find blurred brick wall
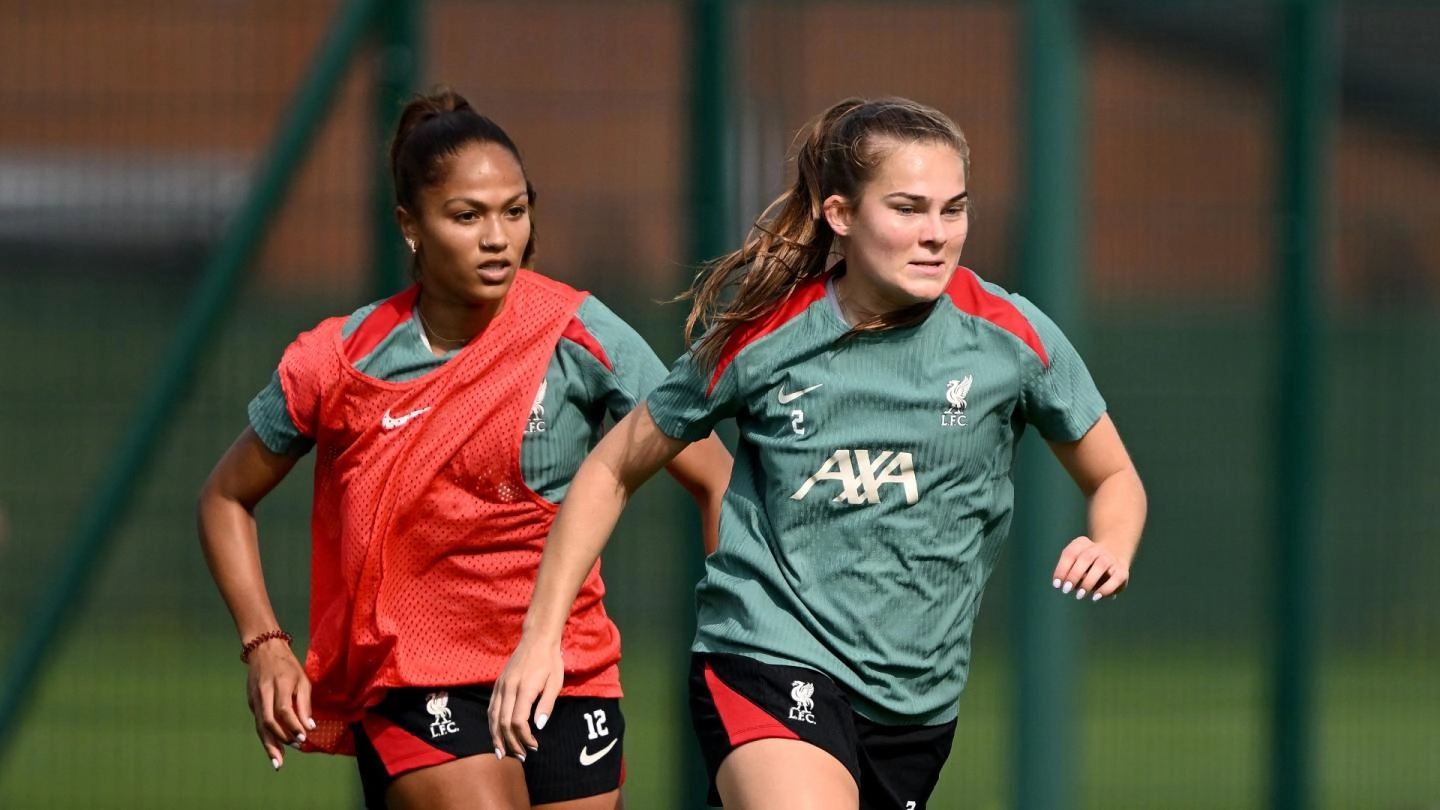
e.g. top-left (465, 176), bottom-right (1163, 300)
top-left (1, 0), bottom-right (1435, 308)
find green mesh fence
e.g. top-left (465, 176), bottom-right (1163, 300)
top-left (1, 1), bottom-right (1436, 808)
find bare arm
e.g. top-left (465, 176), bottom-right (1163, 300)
top-left (1046, 413), bottom-right (1147, 601)
top-left (197, 427), bottom-right (312, 768)
top-left (489, 403), bottom-right (690, 754)
top-left (662, 431), bottom-right (732, 555)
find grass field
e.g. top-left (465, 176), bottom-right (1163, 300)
top-left (0, 630), bottom-right (1435, 809)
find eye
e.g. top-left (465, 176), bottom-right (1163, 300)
top-left (895, 205), bottom-right (916, 215)
top-left (506, 204), bottom-right (529, 219)
top-left (455, 210), bottom-right (479, 223)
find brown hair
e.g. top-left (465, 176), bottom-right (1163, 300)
top-left (389, 87), bottom-right (537, 267)
top-left (684, 97), bottom-right (970, 370)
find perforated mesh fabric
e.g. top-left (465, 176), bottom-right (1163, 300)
top-left (280, 272), bottom-right (621, 754)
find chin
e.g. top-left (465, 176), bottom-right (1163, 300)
top-left (901, 278), bottom-right (951, 304)
top-left (466, 280), bottom-right (513, 306)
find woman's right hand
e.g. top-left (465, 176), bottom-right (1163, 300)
top-left (487, 634), bottom-right (565, 758)
top-left (487, 405), bottom-right (687, 757)
top-left (245, 640), bottom-right (314, 770)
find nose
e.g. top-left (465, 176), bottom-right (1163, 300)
top-left (918, 211), bottom-right (947, 248)
top-left (480, 216), bottom-right (508, 251)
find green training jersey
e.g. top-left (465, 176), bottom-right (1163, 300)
top-left (646, 267), bottom-right (1106, 726)
top-left (249, 292), bottom-right (667, 502)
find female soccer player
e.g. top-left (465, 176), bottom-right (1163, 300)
top-left (198, 88), bottom-right (731, 810)
top-left (489, 97), bottom-right (1147, 809)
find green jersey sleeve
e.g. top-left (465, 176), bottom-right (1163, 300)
top-left (520, 295), bottom-right (672, 502)
top-left (568, 295), bottom-right (669, 422)
top-left (645, 342), bottom-right (745, 443)
top-left (247, 371), bottom-right (315, 457)
top-left (1014, 296), bottom-right (1107, 442)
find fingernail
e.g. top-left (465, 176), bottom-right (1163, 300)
top-left (271, 757), bottom-right (281, 771)
top-left (295, 733), bottom-right (306, 744)
top-left (1052, 578), bottom-right (1061, 589)
top-left (285, 740), bottom-right (302, 750)
top-left (495, 747), bottom-right (505, 760)
top-left (517, 753), bottom-right (526, 763)
top-left (527, 745), bottom-right (539, 752)
top-left (1092, 592), bottom-right (1103, 602)
top-left (306, 718), bottom-right (317, 730)
top-left (1061, 582), bottom-right (1073, 594)
top-left (535, 713), bottom-right (549, 730)
top-left (1075, 589), bottom-right (1086, 600)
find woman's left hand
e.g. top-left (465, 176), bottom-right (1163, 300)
top-left (1051, 535), bottom-right (1130, 601)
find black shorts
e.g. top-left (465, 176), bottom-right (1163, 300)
top-left (690, 652), bottom-right (956, 810)
top-left (352, 685), bottom-right (625, 809)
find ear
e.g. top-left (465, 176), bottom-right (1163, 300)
top-left (395, 206), bottom-right (418, 244)
top-left (822, 194), bottom-right (852, 236)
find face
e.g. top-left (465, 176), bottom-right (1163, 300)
top-left (398, 140), bottom-right (532, 310)
top-left (824, 138), bottom-right (969, 318)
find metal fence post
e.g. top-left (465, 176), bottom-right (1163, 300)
top-left (371, 0), bottom-right (423, 298)
top-left (1271, 0), bottom-right (1337, 808)
top-left (1013, 0), bottom-right (1085, 808)
top-left (684, 0), bottom-right (733, 806)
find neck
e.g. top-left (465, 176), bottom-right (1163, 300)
top-left (832, 275), bottom-right (881, 326)
top-left (416, 293), bottom-right (502, 354)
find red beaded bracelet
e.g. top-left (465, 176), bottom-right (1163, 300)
top-left (239, 629), bottom-right (293, 663)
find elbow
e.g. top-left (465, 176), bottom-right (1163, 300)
top-left (692, 467), bottom-right (732, 515)
top-left (196, 476), bottom-right (219, 535)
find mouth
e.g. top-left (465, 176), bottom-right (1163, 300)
top-left (474, 261), bottom-right (513, 283)
top-left (907, 259), bottom-right (948, 274)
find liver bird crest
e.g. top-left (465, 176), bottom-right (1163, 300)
top-left (946, 375), bottom-right (973, 411)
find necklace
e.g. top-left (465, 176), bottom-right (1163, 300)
top-left (415, 304), bottom-right (471, 348)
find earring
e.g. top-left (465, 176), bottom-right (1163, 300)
top-left (405, 238), bottom-right (417, 254)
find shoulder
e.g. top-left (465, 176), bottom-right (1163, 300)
top-left (558, 295), bottom-right (622, 372)
top-left (706, 274), bottom-right (831, 391)
top-left (561, 294), bottom-right (671, 373)
top-left (939, 267), bottom-right (1051, 368)
top-left (513, 268), bottom-right (589, 307)
top-left (333, 286), bottom-right (420, 362)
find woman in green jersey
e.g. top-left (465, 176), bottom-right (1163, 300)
top-left (490, 96), bottom-right (1146, 810)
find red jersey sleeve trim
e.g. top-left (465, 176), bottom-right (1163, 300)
top-left (344, 285), bottom-right (420, 363)
top-left (945, 267), bottom-right (1050, 368)
top-left (707, 277), bottom-right (829, 395)
top-left (560, 314), bottom-right (614, 371)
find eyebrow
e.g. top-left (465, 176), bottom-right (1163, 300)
top-left (884, 191), bottom-right (970, 203)
top-left (444, 191), bottom-right (528, 207)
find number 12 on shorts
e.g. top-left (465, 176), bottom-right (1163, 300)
top-left (582, 709), bottom-right (609, 739)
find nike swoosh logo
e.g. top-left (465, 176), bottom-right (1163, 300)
top-left (381, 407), bottom-right (431, 430)
top-left (578, 738), bottom-right (618, 766)
top-left (777, 383), bottom-right (823, 405)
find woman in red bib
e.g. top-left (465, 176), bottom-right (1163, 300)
top-left (198, 88), bottom-right (731, 810)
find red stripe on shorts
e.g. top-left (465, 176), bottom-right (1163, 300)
top-left (361, 713), bottom-right (456, 776)
top-left (704, 662), bottom-right (800, 747)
